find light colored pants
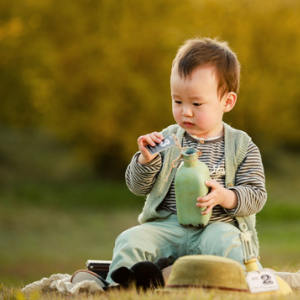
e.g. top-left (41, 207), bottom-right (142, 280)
top-left (106, 214), bottom-right (260, 283)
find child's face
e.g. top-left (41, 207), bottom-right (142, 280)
top-left (171, 65), bottom-right (234, 139)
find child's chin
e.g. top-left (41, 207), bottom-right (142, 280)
top-left (184, 127), bottom-right (200, 136)
top-left (179, 123), bottom-right (202, 137)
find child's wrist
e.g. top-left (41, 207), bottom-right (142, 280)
top-left (138, 153), bottom-right (157, 165)
top-left (222, 189), bottom-right (238, 209)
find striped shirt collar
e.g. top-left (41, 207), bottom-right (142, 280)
top-left (185, 132), bottom-right (224, 143)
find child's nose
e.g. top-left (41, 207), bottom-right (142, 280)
top-left (182, 106), bottom-right (193, 117)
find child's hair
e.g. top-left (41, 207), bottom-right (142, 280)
top-left (172, 37), bottom-right (240, 98)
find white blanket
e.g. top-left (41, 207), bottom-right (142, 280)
top-left (270, 270), bottom-right (300, 290)
top-left (21, 273), bottom-right (105, 295)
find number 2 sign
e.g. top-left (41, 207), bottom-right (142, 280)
top-left (246, 270), bottom-right (279, 293)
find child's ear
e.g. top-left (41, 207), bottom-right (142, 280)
top-left (223, 92), bottom-right (237, 112)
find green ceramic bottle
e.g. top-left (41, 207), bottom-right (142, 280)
top-left (175, 147), bottom-right (212, 227)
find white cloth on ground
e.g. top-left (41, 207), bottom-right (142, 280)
top-left (268, 269), bottom-right (300, 291)
top-left (21, 273), bottom-right (105, 295)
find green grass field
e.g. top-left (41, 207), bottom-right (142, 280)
top-left (1, 172), bottom-right (300, 287)
top-left (1, 130), bottom-right (300, 299)
top-left (1, 181), bottom-right (300, 300)
top-left (0, 180), bottom-right (142, 286)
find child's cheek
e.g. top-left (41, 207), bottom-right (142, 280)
top-left (172, 109), bottom-right (181, 124)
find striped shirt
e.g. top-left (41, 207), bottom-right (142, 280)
top-left (126, 132), bottom-right (267, 224)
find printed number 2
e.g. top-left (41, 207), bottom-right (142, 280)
top-left (261, 274), bottom-right (273, 285)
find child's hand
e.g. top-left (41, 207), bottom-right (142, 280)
top-left (137, 132), bottom-right (164, 164)
top-left (196, 180), bottom-right (238, 215)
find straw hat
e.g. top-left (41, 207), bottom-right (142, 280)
top-left (164, 255), bottom-right (249, 293)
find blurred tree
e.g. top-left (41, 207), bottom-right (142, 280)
top-left (1, 0), bottom-right (300, 178)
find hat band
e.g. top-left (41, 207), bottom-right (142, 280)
top-left (166, 284), bottom-right (249, 293)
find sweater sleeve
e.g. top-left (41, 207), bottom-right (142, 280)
top-left (125, 152), bottom-right (162, 196)
top-left (225, 141), bottom-right (267, 216)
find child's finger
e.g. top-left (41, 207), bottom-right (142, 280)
top-left (138, 135), bottom-right (155, 147)
top-left (197, 193), bottom-right (212, 203)
top-left (205, 180), bottom-right (218, 188)
top-left (196, 196), bottom-right (212, 207)
top-left (148, 132), bottom-right (164, 144)
top-left (201, 205), bottom-right (213, 215)
top-left (138, 132), bottom-right (163, 147)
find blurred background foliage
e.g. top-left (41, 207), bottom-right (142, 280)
top-left (1, 0), bottom-right (300, 179)
top-left (1, 0), bottom-right (300, 285)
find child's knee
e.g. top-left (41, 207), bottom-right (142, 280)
top-left (200, 222), bottom-right (243, 257)
top-left (203, 222), bottom-right (240, 237)
top-left (115, 226), bottom-right (143, 247)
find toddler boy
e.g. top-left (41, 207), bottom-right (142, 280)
top-left (106, 37), bottom-right (267, 283)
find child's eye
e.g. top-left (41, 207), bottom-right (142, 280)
top-left (174, 100), bottom-right (182, 104)
top-left (193, 103), bottom-right (202, 107)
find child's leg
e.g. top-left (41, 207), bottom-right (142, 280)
top-left (198, 222), bottom-right (243, 262)
top-left (106, 214), bottom-right (187, 284)
top-left (193, 222), bottom-right (262, 269)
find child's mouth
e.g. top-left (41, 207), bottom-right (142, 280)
top-left (184, 121), bottom-right (195, 127)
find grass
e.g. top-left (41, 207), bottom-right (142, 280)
top-left (257, 151), bottom-right (300, 271)
top-left (0, 181), bottom-right (142, 286)
top-left (1, 283), bottom-right (300, 300)
top-left (1, 177), bottom-right (300, 286)
top-left (1, 128), bottom-right (300, 299)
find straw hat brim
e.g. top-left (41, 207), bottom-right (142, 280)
top-left (157, 255), bottom-right (250, 294)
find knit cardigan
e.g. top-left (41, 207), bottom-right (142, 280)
top-left (137, 122), bottom-right (260, 256)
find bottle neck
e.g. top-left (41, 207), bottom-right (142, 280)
top-left (182, 148), bottom-right (198, 167)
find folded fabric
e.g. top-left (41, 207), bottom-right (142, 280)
top-left (21, 273), bottom-right (105, 295)
top-left (267, 269), bottom-right (300, 291)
